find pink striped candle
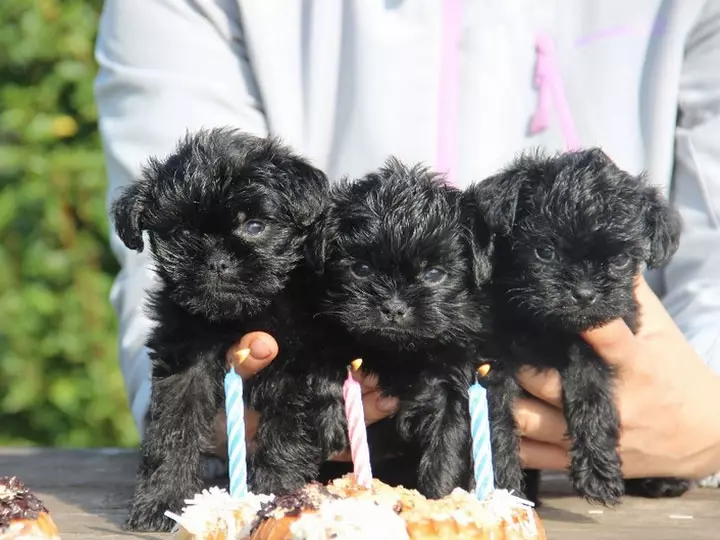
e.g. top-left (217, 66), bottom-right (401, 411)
top-left (343, 359), bottom-right (373, 488)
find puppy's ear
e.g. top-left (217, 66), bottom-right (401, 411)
top-left (111, 179), bottom-right (150, 252)
top-left (258, 138), bottom-right (330, 229)
top-left (640, 183), bottom-right (682, 269)
top-left (304, 216), bottom-right (327, 274)
top-left (288, 161), bottom-right (330, 228)
top-left (467, 170), bottom-right (525, 237)
top-left (462, 186), bottom-right (494, 287)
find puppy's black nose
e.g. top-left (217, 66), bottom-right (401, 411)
top-left (207, 255), bottom-right (232, 276)
top-left (572, 285), bottom-right (597, 305)
top-left (380, 299), bottom-right (410, 321)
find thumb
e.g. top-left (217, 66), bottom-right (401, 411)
top-left (226, 331), bottom-right (279, 379)
top-left (580, 318), bottom-right (639, 367)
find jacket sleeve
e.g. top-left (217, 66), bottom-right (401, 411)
top-left (94, 0), bottom-right (268, 437)
top-left (663, 0), bottom-right (720, 375)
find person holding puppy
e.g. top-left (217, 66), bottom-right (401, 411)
top-left (96, 0), bottom-right (720, 486)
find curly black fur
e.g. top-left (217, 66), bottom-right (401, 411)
top-left (304, 158), bottom-right (494, 499)
top-left (240, 286), bottom-right (351, 497)
top-left (464, 148), bottom-right (688, 505)
top-left (111, 128), bottom-right (329, 531)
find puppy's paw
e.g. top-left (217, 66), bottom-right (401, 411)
top-left (494, 465), bottom-right (526, 497)
top-left (125, 501), bottom-right (176, 532)
top-left (624, 477), bottom-right (691, 499)
top-left (417, 483), bottom-right (447, 500)
top-left (572, 468), bottom-right (624, 506)
top-left (250, 464), bottom-right (306, 496)
top-left (569, 443), bottom-right (624, 505)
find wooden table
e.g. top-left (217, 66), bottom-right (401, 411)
top-left (1, 448), bottom-right (718, 539)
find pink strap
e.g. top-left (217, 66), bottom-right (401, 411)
top-left (530, 34), bottom-right (580, 151)
top-left (528, 38), bottom-right (552, 135)
top-left (436, 0), bottom-right (463, 186)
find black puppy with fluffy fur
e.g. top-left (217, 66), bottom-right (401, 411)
top-left (111, 128), bottom-right (328, 531)
top-left (464, 148), bottom-right (688, 505)
top-left (305, 158), bottom-right (494, 499)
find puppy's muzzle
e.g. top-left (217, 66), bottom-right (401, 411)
top-left (206, 253), bottom-right (236, 281)
top-left (379, 299), bottom-right (411, 324)
top-left (571, 284), bottom-right (598, 306)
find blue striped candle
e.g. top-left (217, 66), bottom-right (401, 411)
top-left (224, 367), bottom-right (248, 498)
top-left (469, 380), bottom-right (494, 500)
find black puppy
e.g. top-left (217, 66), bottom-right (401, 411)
top-left (464, 148), bottom-right (688, 505)
top-left (306, 158), bottom-right (494, 499)
top-left (111, 128), bottom-right (328, 531)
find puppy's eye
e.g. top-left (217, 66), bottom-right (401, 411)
top-left (534, 247), bottom-right (556, 262)
top-left (243, 220), bottom-right (266, 236)
top-left (350, 262), bottom-right (372, 278)
top-left (172, 227), bottom-right (193, 238)
top-left (422, 268), bottom-right (447, 284)
top-left (610, 254), bottom-right (632, 270)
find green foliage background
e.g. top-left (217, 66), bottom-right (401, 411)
top-left (0, 0), bottom-right (139, 447)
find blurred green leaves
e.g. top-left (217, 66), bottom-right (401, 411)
top-left (0, 0), bottom-right (138, 448)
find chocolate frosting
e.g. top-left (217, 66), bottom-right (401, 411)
top-left (248, 482), bottom-right (341, 534)
top-left (259, 482), bottom-right (338, 519)
top-left (0, 477), bottom-right (48, 531)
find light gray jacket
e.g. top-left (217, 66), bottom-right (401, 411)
top-left (95, 0), bottom-right (720, 436)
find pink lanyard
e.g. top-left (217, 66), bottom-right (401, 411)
top-left (436, 0), bottom-right (463, 186)
top-left (529, 33), bottom-right (580, 151)
top-left (436, 4), bottom-right (580, 179)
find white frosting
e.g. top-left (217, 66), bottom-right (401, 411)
top-left (438, 488), bottom-right (538, 538)
top-left (164, 487), bottom-right (273, 539)
top-left (289, 499), bottom-right (409, 540)
top-left (483, 489), bottom-right (537, 537)
top-left (163, 484), bottom-right (539, 539)
top-left (0, 485), bottom-right (12, 501)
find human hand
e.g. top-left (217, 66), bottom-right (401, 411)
top-left (211, 332), bottom-right (399, 461)
top-left (514, 276), bottom-right (720, 479)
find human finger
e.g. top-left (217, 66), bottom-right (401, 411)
top-left (517, 367), bottom-right (563, 408)
top-left (226, 332), bottom-right (279, 379)
top-left (354, 371), bottom-right (381, 394)
top-left (362, 389), bottom-right (399, 425)
top-left (580, 318), bottom-right (638, 366)
top-left (514, 397), bottom-right (571, 449)
top-left (211, 409), bottom-right (261, 458)
top-left (329, 449), bottom-right (352, 462)
top-left (519, 438), bottom-right (570, 471)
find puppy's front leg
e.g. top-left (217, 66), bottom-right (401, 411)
top-left (400, 373), bottom-right (473, 499)
top-left (249, 382), bottom-right (347, 495)
top-left (563, 342), bottom-right (624, 505)
top-left (487, 374), bottom-right (526, 496)
top-left (126, 362), bottom-right (221, 532)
